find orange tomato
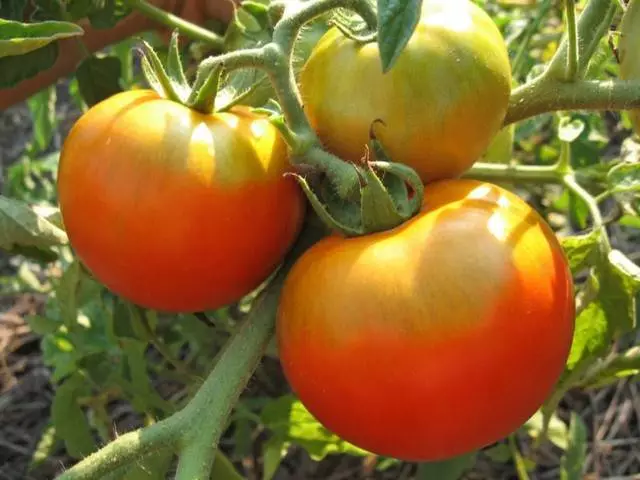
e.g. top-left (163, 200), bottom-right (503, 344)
top-left (58, 89), bottom-right (304, 312)
top-left (277, 179), bottom-right (574, 461)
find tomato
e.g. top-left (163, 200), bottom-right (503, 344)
top-left (619, 0), bottom-right (640, 136)
top-left (58, 89), bottom-right (304, 313)
top-left (299, 0), bottom-right (512, 183)
top-left (276, 179), bottom-right (574, 461)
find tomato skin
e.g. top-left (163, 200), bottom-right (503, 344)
top-left (58, 89), bottom-right (304, 313)
top-left (276, 179), bottom-right (574, 461)
top-left (299, 0), bottom-right (512, 183)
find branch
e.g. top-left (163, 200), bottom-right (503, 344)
top-left (505, 78), bottom-right (640, 125)
top-left (126, 0), bottom-right (225, 48)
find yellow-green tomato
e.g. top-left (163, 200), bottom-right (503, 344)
top-left (299, 0), bottom-right (512, 183)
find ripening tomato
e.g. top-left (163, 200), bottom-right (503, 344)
top-left (277, 179), bottom-right (574, 461)
top-left (299, 0), bottom-right (512, 183)
top-left (58, 89), bottom-right (304, 313)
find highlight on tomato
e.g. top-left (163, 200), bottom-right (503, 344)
top-left (58, 89), bottom-right (305, 313)
top-left (299, 0), bottom-right (513, 183)
top-left (276, 178), bottom-right (575, 461)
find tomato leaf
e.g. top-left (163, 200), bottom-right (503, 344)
top-left (26, 86), bottom-right (57, 156)
top-left (560, 413), bottom-right (587, 480)
top-left (558, 117), bottom-right (585, 143)
top-left (599, 250), bottom-right (639, 334)
top-left (416, 452), bottom-right (477, 480)
top-left (87, 0), bottom-right (130, 29)
top-left (76, 54), bottom-right (123, 107)
top-left (560, 230), bottom-right (601, 274)
top-left (567, 250), bottom-right (639, 370)
top-left (26, 314), bottom-right (61, 335)
top-left (376, 0), bottom-right (422, 72)
top-left (0, 18), bottom-right (83, 57)
top-left (582, 346), bottom-right (640, 388)
top-left (209, 450), bottom-right (244, 480)
top-left (262, 437), bottom-right (286, 480)
top-left (56, 261), bottom-right (83, 327)
top-left (28, 422), bottom-right (60, 471)
top-left (0, 0), bottom-right (27, 20)
top-left (608, 161), bottom-right (640, 199)
top-left (51, 373), bottom-right (97, 458)
top-left (523, 410), bottom-right (569, 450)
top-left (567, 295), bottom-right (608, 370)
top-left (0, 41), bottom-right (57, 88)
top-left (0, 195), bottom-right (68, 253)
top-left (261, 395), bottom-right (370, 461)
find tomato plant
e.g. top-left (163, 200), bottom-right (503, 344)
top-left (619, 0), bottom-right (640, 135)
top-left (299, 0), bottom-right (512, 182)
top-left (2, 0), bottom-right (640, 479)
top-left (58, 89), bottom-right (305, 312)
top-left (277, 178), bottom-right (575, 461)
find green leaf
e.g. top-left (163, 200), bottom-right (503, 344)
top-left (560, 413), bottom-right (587, 480)
top-left (262, 437), bottom-right (286, 480)
top-left (566, 297), bottom-right (608, 370)
top-left (0, 40), bottom-right (57, 88)
top-left (76, 54), bottom-right (123, 106)
top-left (376, 0), bottom-right (422, 72)
top-left (26, 314), bottom-right (60, 335)
top-left (483, 443), bottom-right (511, 463)
top-left (209, 450), bottom-right (244, 480)
top-left (583, 346), bottom-right (640, 388)
top-left (558, 117), bottom-right (585, 143)
top-left (567, 249), bottom-right (639, 370)
top-left (261, 395), bottom-right (370, 461)
top-left (0, 19), bottom-right (83, 57)
top-left (599, 250), bottom-right (639, 335)
top-left (0, 195), bottom-right (68, 252)
top-left (110, 299), bottom-right (145, 340)
top-left (560, 230), bottom-right (601, 274)
top-left (26, 86), bottom-right (57, 155)
top-left (523, 410), bottom-right (569, 450)
top-left (88, 0), bottom-right (131, 29)
top-left (56, 261), bottom-right (82, 327)
top-left (416, 452), bottom-right (477, 480)
top-left (28, 422), bottom-right (60, 470)
top-left (608, 161), bottom-right (640, 196)
top-left (51, 373), bottom-right (96, 458)
top-left (0, 0), bottom-right (27, 20)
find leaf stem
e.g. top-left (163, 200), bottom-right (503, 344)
top-left (564, 0), bottom-right (579, 81)
top-left (125, 0), bottom-right (225, 50)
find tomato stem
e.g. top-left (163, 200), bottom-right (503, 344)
top-left (125, 0), bottom-right (225, 50)
top-left (504, 78), bottom-right (640, 125)
top-left (563, 0), bottom-right (579, 81)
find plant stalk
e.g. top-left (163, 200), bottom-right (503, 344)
top-left (126, 0), bottom-right (225, 49)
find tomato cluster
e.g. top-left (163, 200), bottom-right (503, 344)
top-left (56, 0), bottom-right (575, 465)
top-left (277, 0), bottom-right (575, 463)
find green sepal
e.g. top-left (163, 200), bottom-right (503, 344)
top-left (288, 172), bottom-right (361, 236)
top-left (166, 30), bottom-right (191, 101)
top-left (360, 161), bottom-right (408, 233)
top-left (138, 39), bottom-right (182, 103)
top-left (187, 59), bottom-right (225, 113)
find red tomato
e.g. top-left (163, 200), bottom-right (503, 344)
top-left (58, 89), bottom-right (304, 312)
top-left (277, 179), bottom-right (574, 461)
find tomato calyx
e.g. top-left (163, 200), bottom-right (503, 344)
top-left (138, 30), bottom-right (232, 114)
top-left (290, 125), bottom-right (424, 237)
